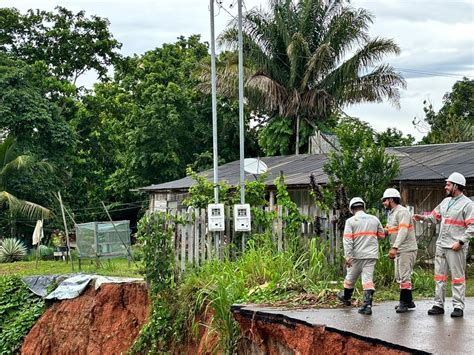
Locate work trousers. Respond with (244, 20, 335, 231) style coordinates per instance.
(434, 246, 467, 310)
(395, 250, 417, 289)
(344, 259, 376, 290)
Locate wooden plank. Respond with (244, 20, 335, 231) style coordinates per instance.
(200, 209, 207, 264)
(180, 222, 186, 272)
(277, 205, 283, 252)
(194, 209, 200, 266)
(187, 211, 194, 265)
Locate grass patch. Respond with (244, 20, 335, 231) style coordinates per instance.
(0, 258, 143, 278)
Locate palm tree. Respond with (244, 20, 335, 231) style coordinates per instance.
(0, 136, 52, 226)
(218, 0, 406, 154)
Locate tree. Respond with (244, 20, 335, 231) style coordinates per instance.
(324, 118, 400, 208)
(0, 137, 52, 225)
(88, 36, 260, 202)
(0, 6, 121, 85)
(218, 0, 406, 155)
(375, 128, 414, 147)
(414, 78, 473, 143)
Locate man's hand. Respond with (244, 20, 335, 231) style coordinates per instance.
(388, 247, 398, 260)
(345, 257, 353, 268)
(413, 214, 425, 222)
(452, 242, 463, 251)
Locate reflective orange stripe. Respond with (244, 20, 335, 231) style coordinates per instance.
(344, 231, 380, 239)
(363, 282, 375, 290)
(431, 210, 441, 220)
(400, 282, 412, 289)
(385, 227, 399, 233)
(465, 218, 474, 225)
(377, 231, 385, 238)
(444, 218, 466, 227)
(452, 277, 465, 285)
(434, 274, 448, 281)
(399, 223, 414, 229)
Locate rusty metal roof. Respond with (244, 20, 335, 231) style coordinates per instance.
(139, 141, 474, 192)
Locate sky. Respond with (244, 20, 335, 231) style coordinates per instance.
(2, 0, 473, 141)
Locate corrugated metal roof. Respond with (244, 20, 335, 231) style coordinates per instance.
(139, 141, 474, 192)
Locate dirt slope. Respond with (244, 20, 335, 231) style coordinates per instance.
(21, 282, 149, 355)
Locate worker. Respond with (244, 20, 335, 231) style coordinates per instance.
(413, 172, 473, 318)
(382, 188, 418, 313)
(337, 197, 385, 315)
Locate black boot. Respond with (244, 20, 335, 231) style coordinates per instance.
(337, 288, 354, 306)
(358, 290, 374, 315)
(395, 289, 416, 313)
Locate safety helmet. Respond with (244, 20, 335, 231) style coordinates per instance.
(446, 172, 466, 187)
(382, 188, 401, 200)
(349, 197, 365, 210)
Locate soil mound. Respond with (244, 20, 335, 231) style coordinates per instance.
(21, 282, 149, 354)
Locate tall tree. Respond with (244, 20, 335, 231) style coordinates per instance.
(0, 6, 121, 85)
(219, 0, 405, 155)
(414, 78, 474, 143)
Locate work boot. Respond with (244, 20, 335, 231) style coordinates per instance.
(358, 290, 374, 315)
(337, 288, 353, 306)
(427, 306, 445, 315)
(450, 308, 463, 318)
(395, 289, 413, 313)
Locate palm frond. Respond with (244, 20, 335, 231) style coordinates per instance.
(246, 73, 289, 115)
(336, 64, 406, 107)
(0, 191, 52, 220)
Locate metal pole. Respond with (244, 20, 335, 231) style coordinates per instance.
(210, 0, 219, 203)
(238, 0, 245, 203)
(58, 191, 74, 271)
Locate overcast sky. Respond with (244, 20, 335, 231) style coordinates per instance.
(2, 0, 473, 140)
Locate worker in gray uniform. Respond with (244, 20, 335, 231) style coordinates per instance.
(337, 197, 385, 315)
(413, 172, 474, 318)
(382, 188, 418, 313)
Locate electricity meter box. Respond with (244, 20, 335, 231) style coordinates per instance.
(234, 204, 251, 232)
(208, 203, 225, 231)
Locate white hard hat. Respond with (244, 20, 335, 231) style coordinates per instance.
(446, 172, 466, 187)
(349, 197, 365, 210)
(382, 188, 401, 200)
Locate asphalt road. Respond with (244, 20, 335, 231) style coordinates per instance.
(235, 298, 474, 354)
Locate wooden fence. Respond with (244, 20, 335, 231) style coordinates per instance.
(169, 206, 344, 271)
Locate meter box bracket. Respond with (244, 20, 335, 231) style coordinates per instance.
(234, 204, 251, 232)
(208, 203, 225, 231)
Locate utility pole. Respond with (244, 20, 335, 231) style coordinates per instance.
(238, 0, 245, 203)
(210, 0, 219, 204)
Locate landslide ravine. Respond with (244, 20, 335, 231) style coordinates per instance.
(21, 282, 150, 355)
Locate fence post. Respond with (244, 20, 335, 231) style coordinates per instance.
(187, 210, 194, 265)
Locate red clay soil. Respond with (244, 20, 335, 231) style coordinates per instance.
(21, 282, 150, 355)
(234, 313, 408, 355)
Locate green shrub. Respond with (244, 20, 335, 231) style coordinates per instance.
(0, 275, 45, 354)
(38, 245, 54, 260)
(0, 238, 27, 263)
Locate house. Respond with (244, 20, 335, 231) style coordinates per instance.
(139, 141, 474, 215)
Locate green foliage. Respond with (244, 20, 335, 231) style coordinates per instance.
(219, 0, 405, 154)
(136, 212, 174, 295)
(0, 238, 27, 263)
(0, 275, 45, 354)
(0, 6, 121, 82)
(375, 128, 415, 147)
(324, 117, 400, 208)
(415, 78, 474, 143)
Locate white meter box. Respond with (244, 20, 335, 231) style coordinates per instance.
(208, 203, 225, 231)
(234, 204, 251, 232)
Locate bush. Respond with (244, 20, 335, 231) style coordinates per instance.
(0, 238, 27, 263)
(0, 275, 45, 353)
(38, 245, 54, 260)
